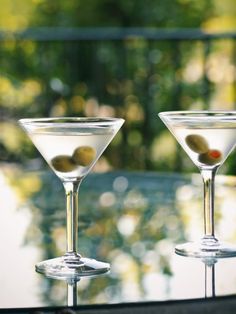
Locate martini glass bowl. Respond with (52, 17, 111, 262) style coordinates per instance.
(19, 117, 124, 279)
(159, 111, 236, 258)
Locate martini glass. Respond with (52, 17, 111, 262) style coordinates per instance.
(159, 111, 236, 258)
(19, 117, 124, 279)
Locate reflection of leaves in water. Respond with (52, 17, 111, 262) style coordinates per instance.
(21, 171, 192, 305)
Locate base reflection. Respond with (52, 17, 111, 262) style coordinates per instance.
(61, 258, 217, 307)
(203, 258, 216, 298)
(67, 279, 79, 307)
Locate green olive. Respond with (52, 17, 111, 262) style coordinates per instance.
(198, 149, 222, 166)
(185, 134, 209, 154)
(72, 146, 96, 167)
(51, 155, 77, 172)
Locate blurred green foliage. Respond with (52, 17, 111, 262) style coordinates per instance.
(0, 0, 235, 174)
(0, 0, 214, 29)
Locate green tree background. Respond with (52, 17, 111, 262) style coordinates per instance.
(0, 0, 235, 173)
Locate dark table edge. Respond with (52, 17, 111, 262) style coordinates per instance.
(2, 294, 236, 314)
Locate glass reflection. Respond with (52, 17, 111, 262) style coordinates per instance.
(203, 259, 216, 298)
(67, 279, 79, 307)
(40, 257, 217, 308)
(49, 258, 218, 307)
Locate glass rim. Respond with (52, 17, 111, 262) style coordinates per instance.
(159, 110, 236, 118)
(19, 117, 124, 126)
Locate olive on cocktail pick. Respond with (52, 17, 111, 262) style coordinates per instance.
(72, 146, 96, 167)
(51, 155, 77, 172)
(185, 134, 209, 154)
(198, 149, 222, 166)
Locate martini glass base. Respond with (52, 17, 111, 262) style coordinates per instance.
(35, 256, 110, 280)
(175, 241, 236, 258)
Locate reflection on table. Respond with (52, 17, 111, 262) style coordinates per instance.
(66, 258, 216, 307)
(1, 167, 236, 309)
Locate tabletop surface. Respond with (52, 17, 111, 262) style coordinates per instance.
(1, 167, 236, 310)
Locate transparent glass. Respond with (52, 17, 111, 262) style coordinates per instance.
(19, 117, 124, 279)
(159, 111, 236, 258)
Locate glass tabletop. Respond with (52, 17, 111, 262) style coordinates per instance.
(1, 167, 236, 310)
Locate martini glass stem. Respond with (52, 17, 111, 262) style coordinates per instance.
(200, 168, 218, 244)
(63, 180, 82, 255)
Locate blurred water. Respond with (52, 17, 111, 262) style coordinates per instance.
(1, 166, 236, 308)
